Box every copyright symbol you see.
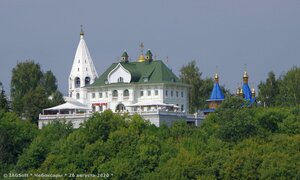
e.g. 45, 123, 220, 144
3, 174, 8, 178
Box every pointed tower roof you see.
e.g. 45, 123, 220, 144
207, 73, 225, 102
242, 71, 252, 100
69, 27, 98, 84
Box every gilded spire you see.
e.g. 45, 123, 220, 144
138, 42, 145, 62
251, 88, 256, 98
80, 25, 84, 37
243, 71, 249, 83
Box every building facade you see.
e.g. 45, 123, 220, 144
39, 29, 203, 128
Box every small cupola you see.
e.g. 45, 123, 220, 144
243, 71, 249, 84
251, 88, 256, 98
214, 73, 219, 83
121, 50, 129, 62
145, 49, 153, 61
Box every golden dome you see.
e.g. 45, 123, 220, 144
243, 71, 249, 83
243, 71, 248, 78
138, 55, 145, 62
214, 73, 219, 83
251, 88, 256, 98
236, 88, 240, 95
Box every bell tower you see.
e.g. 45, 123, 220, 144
69, 26, 98, 103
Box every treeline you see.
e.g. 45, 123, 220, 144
1, 98, 300, 179
258, 66, 300, 107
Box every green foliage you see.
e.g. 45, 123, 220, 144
0, 111, 37, 174
2, 106, 300, 179
179, 60, 202, 113
0, 82, 9, 112
15, 122, 72, 172
258, 66, 300, 107
10, 60, 64, 122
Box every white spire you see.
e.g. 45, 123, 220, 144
69, 27, 98, 100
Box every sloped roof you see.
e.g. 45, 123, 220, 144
242, 83, 252, 101
89, 60, 187, 87
207, 83, 225, 102
45, 102, 90, 111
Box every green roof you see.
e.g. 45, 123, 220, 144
89, 60, 188, 87
121, 51, 129, 57
145, 50, 152, 56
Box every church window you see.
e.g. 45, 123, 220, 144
181, 105, 184, 111
123, 89, 129, 97
118, 77, 124, 83
85, 77, 90, 85
140, 90, 144, 97
112, 90, 118, 97
99, 92, 103, 98
155, 90, 158, 96
176, 91, 179, 97
76, 93, 80, 99
171, 91, 173, 97
148, 90, 151, 96
92, 93, 95, 99
181, 91, 184, 97
75, 77, 80, 88
165, 90, 168, 97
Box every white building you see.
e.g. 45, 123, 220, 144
39, 29, 203, 129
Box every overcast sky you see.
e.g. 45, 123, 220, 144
1, 0, 300, 95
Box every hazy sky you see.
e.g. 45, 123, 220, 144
1, 0, 300, 95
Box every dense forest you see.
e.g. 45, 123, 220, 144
0, 61, 300, 179
1, 98, 300, 179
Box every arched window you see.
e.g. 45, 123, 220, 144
123, 89, 129, 97
118, 77, 124, 83
76, 93, 80, 99
75, 77, 80, 88
116, 104, 126, 112
85, 77, 90, 85
112, 90, 118, 97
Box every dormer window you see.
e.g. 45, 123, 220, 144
170, 78, 175, 82
143, 77, 149, 82
105, 80, 108, 84
118, 77, 124, 83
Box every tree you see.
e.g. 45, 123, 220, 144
10, 60, 64, 122
278, 66, 300, 106
0, 111, 37, 174
257, 71, 279, 107
42, 71, 58, 96
0, 82, 9, 112
23, 86, 49, 123
179, 61, 202, 113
